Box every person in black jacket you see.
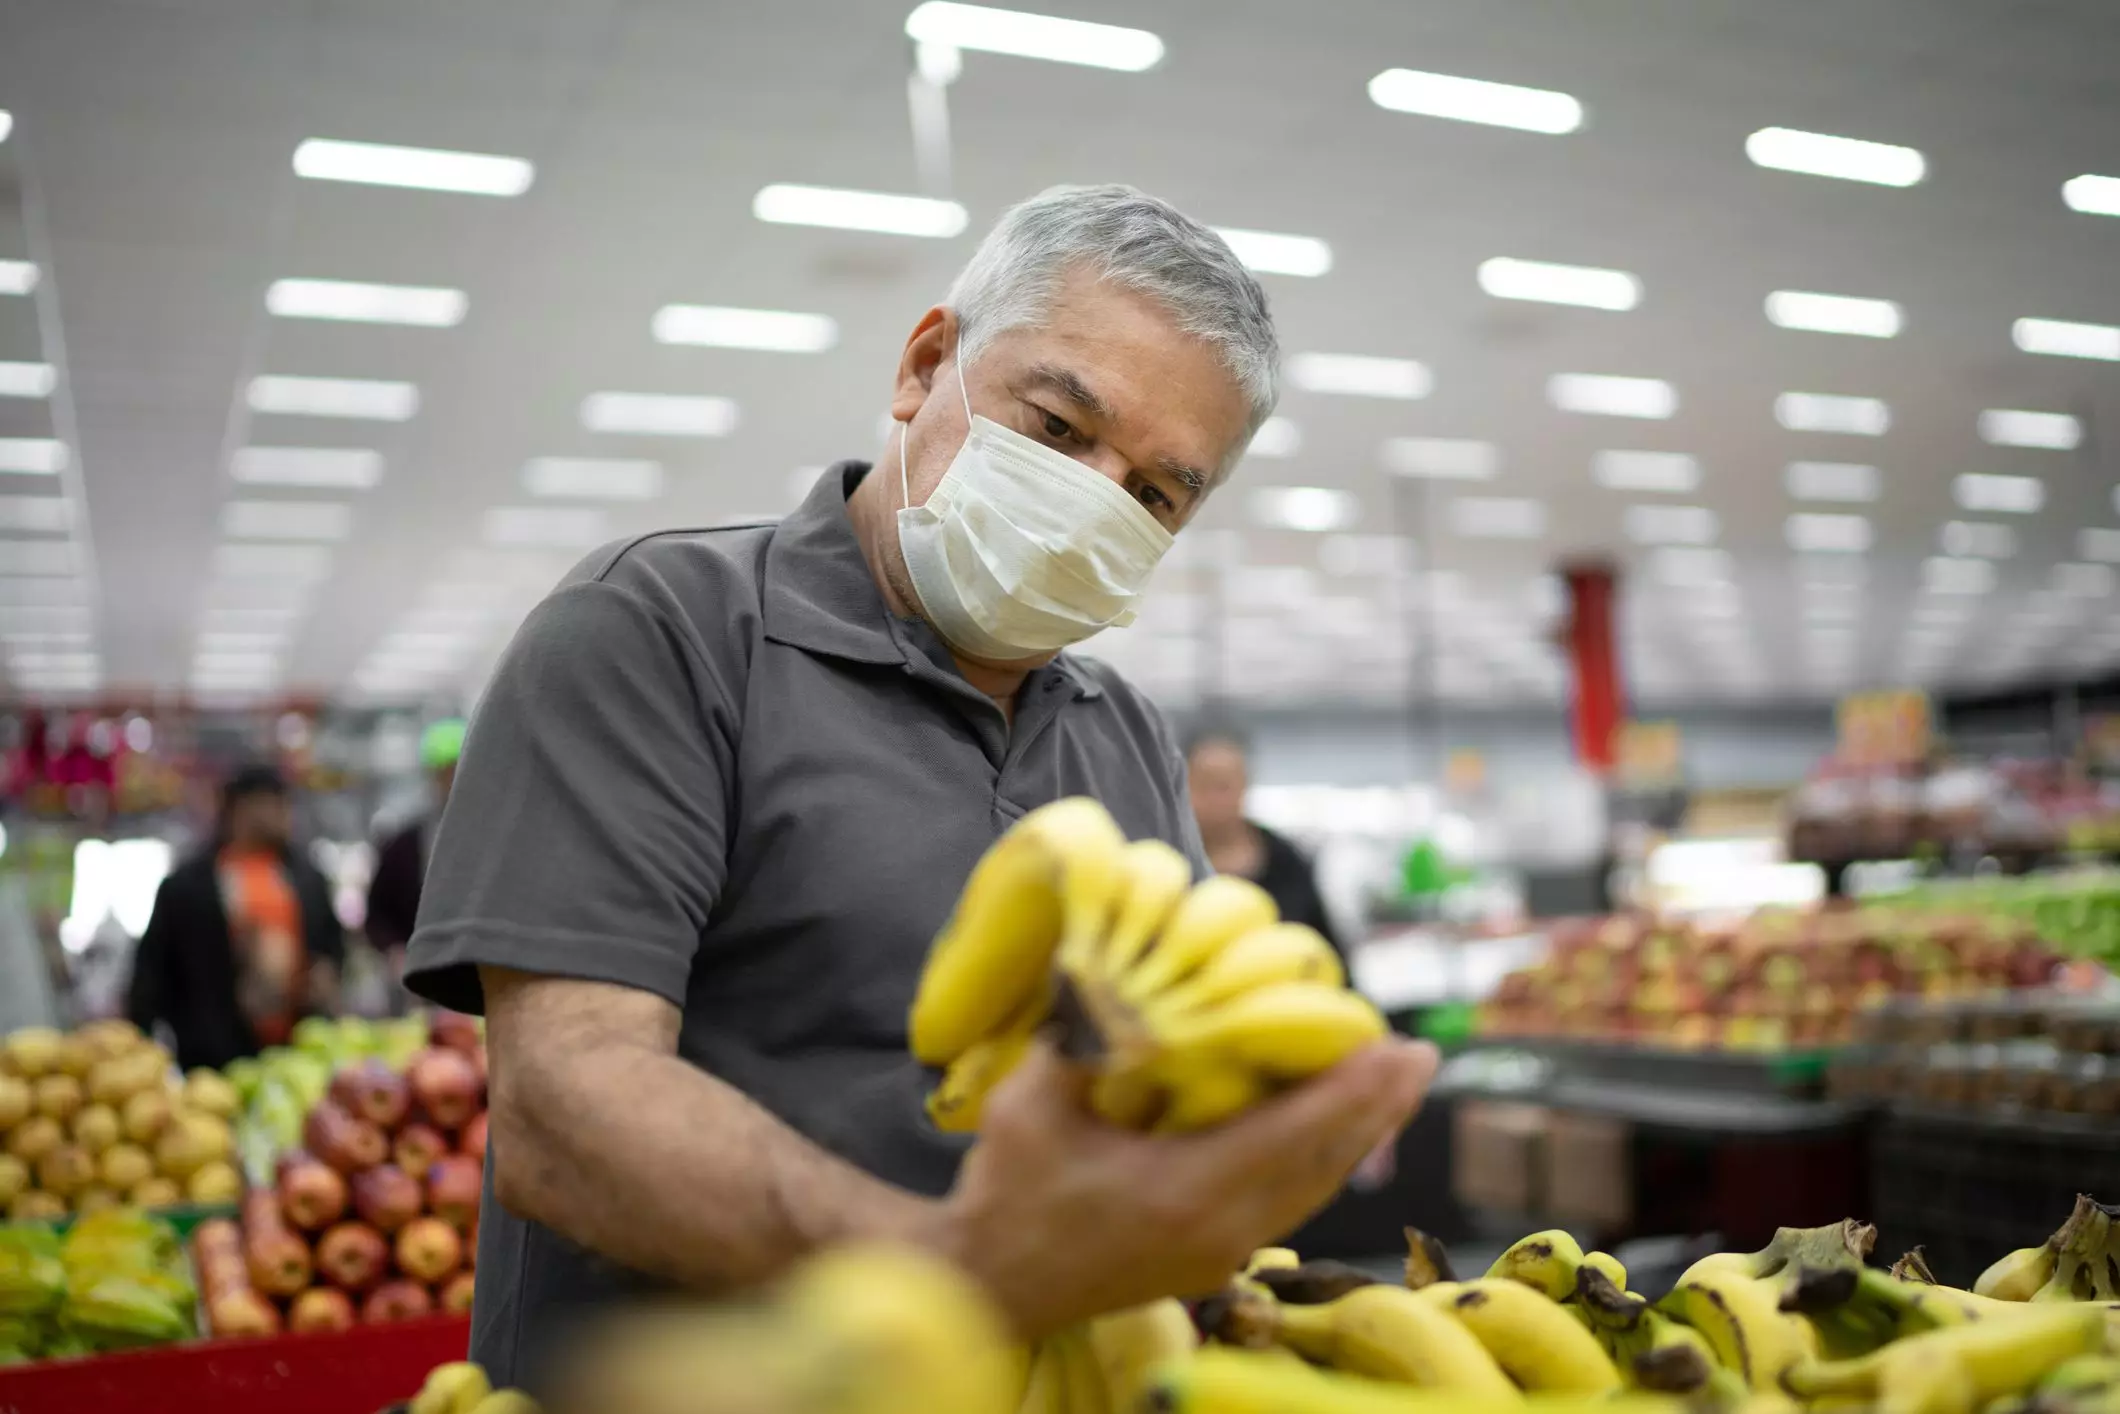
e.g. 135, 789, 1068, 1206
126, 765, 345, 1070
364, 718, 465, 970
1185, 728, 1348, 960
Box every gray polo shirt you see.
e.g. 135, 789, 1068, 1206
403, 460, 1205, 1388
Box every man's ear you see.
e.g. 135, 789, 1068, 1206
890, 306, 954, 423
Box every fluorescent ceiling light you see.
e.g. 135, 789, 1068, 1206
1450, 496, 1546, 539
2080, 528, 2120, 563
1953, 472, 2043, 514
2013, 317, 2120, 361
1245, 417, 1301, 459
0, 577, 90, 607
1652, 546, 1732, 586
0, 439, 67, 475
0, 362, 56, 399
2055, 562, 2117, 598
220, 499, 354, 541
248, 375, 418, 421
0, 496, 72, 533
1796, 553, 1868, 587
1548, 373, 1676, 419
2062, 174, 2120, 218
752, 184, 967, 238
1383, 437, 1497, 480
1624, 504, 1718, 545
1923, 556, 1995, 595
1250, 486, 1357, 533
1786, 512, 1871, 553
1592, 450, 1697, 493
1367, 68, 1583, 134
0, 261, 36, 296
2, 542, 78, 576
1940, 521, 2017, 558
652, 305, 839, 352
903, 2, 1163, 70
482, 506, 609, 548
1744, 127, 1924, 186
1214, 229, 1333, 278
0, 112, 10, 145
196, 630, 287, 652
230, 447, 383, 489
581, 391, 738, 437
1784, 461, 1880, 503
192, 650, 280, 674
292, 138, 533, 196
1478, 257, 1639, 310
1978, 408, 2080, 450
1765, 290, 1902, 338
1776, 391, 1889, 436
522, 457, 664, 501
0, 606, 92, 634
213, 543, 335, 579
266, 278, 466, 327
1287, 351, 1430, 399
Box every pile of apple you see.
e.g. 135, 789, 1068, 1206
202, 1022, 487, 1337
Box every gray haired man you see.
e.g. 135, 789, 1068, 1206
405, 184, 1436, 1390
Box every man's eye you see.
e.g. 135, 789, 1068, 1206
1041, 410, 1076, 441
1138, 484, 1173, 512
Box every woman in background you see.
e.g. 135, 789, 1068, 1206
1184, 729, 1347, 960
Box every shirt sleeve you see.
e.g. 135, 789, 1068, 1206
403, 579, 739, 1015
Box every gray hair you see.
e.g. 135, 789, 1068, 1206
946, 184, 1280, 466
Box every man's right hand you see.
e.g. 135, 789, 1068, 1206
921, 1036, 1439, 1338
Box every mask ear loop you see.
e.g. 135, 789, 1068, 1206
900, 354, 975, 514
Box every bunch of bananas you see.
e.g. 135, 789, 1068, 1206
910, 797, 1383, 1137
409, 1362, 540, 1414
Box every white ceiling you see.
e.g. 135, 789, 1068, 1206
0, 0, 2117, 711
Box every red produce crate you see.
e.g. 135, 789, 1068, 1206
0, 1313, 470, 1414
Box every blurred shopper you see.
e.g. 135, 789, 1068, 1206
404, 185, 1435, 1390
1185, 729, 1348, 960
127, 764, 345, 1069
364, 718, 466, 960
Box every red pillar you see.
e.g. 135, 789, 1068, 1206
1563, 563, 1622, 774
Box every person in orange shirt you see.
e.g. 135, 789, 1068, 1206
127, 765, 346, 1068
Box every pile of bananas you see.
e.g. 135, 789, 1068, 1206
404, 1360, 540, 1414
910, 797, 1384, 1137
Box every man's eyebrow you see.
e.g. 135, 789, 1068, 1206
1022, 363, 1115, 422
1155, 454, 1208, 497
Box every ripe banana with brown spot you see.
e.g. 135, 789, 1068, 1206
925, 1014, 1038, 1133
1413, 1279, 1622, 1393
1486, 1229, 1587, 1300
1082, 1299, 1197, 1412
1976, 1243, 2060, 1302
1787, 1303, 2106, 1412
1147, 1346, 1683, 1414
1263, 1283, 1519, 1396
1659, 1265, 1820, 1391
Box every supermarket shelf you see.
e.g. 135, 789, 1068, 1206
1537, 1078, 1866, 1135
1441, 1040, 1866, 1136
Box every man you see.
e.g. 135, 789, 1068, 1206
404, 185, 1436, 1389
364, 718, 466, 961
128, 765, 344, 1069
1186, 729, 1348, 959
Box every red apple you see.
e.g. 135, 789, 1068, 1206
287, 1286, 357, 1334
242, 1187, 288, 1237
459, 1112, 487, 1163
438, 1270, 476, 1314
278, 1156, 349, 1232
273, 1148, 316, 1183
330, 1058, 412, 1132
244, 1228, 313, 1297
393, 1121, 447, 1178
315, 1222, 389, 1294
407, 1048, 482, 1130
208, 1288, 281, 1339
428, 1010, 482, 1056
304, 1100, 387, 1175
426, 1154, 483, 1231
395, 1216, 462, 1284
351, 1164, 423, 1233
361, 1279, 434, 1324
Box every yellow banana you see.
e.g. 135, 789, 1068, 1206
1582, 1250, 1628, 1292
1152, 923, 1343, 1015
1661, 1266, 1819, 1391
1147, 1347, 1681, 1414
1787, 1303, 2106, 1412
1153, 1055, 1267, 1134
1486, 1229, 1587, 1300
411, 1363, 493, 1414
1403, 1227, 1455, 1291
1247, 1247, 1302, 1275
462, 1395, 538, 1414
925, 1019, 1038, 1133
1976, 1244, 2059, 1302
1018, 1342, 1066, 1414
1087, 1066, 1161, 1130
1072, 839, 1193, 980
1051, 1326, 1111, 1414
780, 1243, 1021, 1414
1083, 1299, 1197, 1411
1117, 875, 1279, 1003
1414, 1279, 1622, 1393
1144, 980, 1385, 1078
1267, 1284, 1519, 1396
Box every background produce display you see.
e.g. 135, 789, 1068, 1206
1830, 994, 2120, 1116
205, 1019, 486, 1338
230, 1014, 455, 1185
1870, 874, 2120, 973
1475, 909, 2062, 1052
0, 1020, 242, 1220
0, 1209, 200, 1364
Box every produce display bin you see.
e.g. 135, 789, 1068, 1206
0, 1312, 470, 1414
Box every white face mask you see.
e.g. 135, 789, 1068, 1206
895, 366, 1175, 661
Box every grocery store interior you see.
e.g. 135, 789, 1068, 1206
3, 2, 2120, 1412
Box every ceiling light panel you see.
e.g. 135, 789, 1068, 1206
1745, 127, 1925, 186
1765, 290, 1902, 337
482, 506, 610, 548
220, 500, 354, 541
1978, 408, 2081, 450
1940, 521, 2017, 558
1383, 437, 1497, 480
0, 577, 91, 607
1367, 69, 1583, 134
0, 439, 67, 475
1477, 257, 1639, 310
1451, 496, 1546, 539
0, 496, 72, 533
1786, 512, 1871, 552
1287, 352, 1431, 399
1776, 391, 1889, 436
0, 261, 36, 296
1214, 229, 1333, 278
903, 2, 1163, 70
2013, 317, 2120, 361
0, 362, 57, 398
1549, 373, 1676, 419
248, 375, 418, 421
1250, 486, 1357, 532
2062, 175, 2120, 217
1651, 546, 1732, 586
1784, 461, 1880, 502
266, 278, 466, 326
651, 305, 839, 352
1923, 556, 1996, 595
1593, 450, 1698, 493
1245, 417, 1301, 458
522, 457, 664, 501
231, 447, 384, 488
2080, 528, 2120, 563
1624, 504, 1718, 545
751, 184, 968, 238
3, 541, 78, 576
580, 392, 738, 437
292, 138, 534, 195
1953, 472, 2044, 514
212, 542, 335, 579
2055, 562, 2117, 598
